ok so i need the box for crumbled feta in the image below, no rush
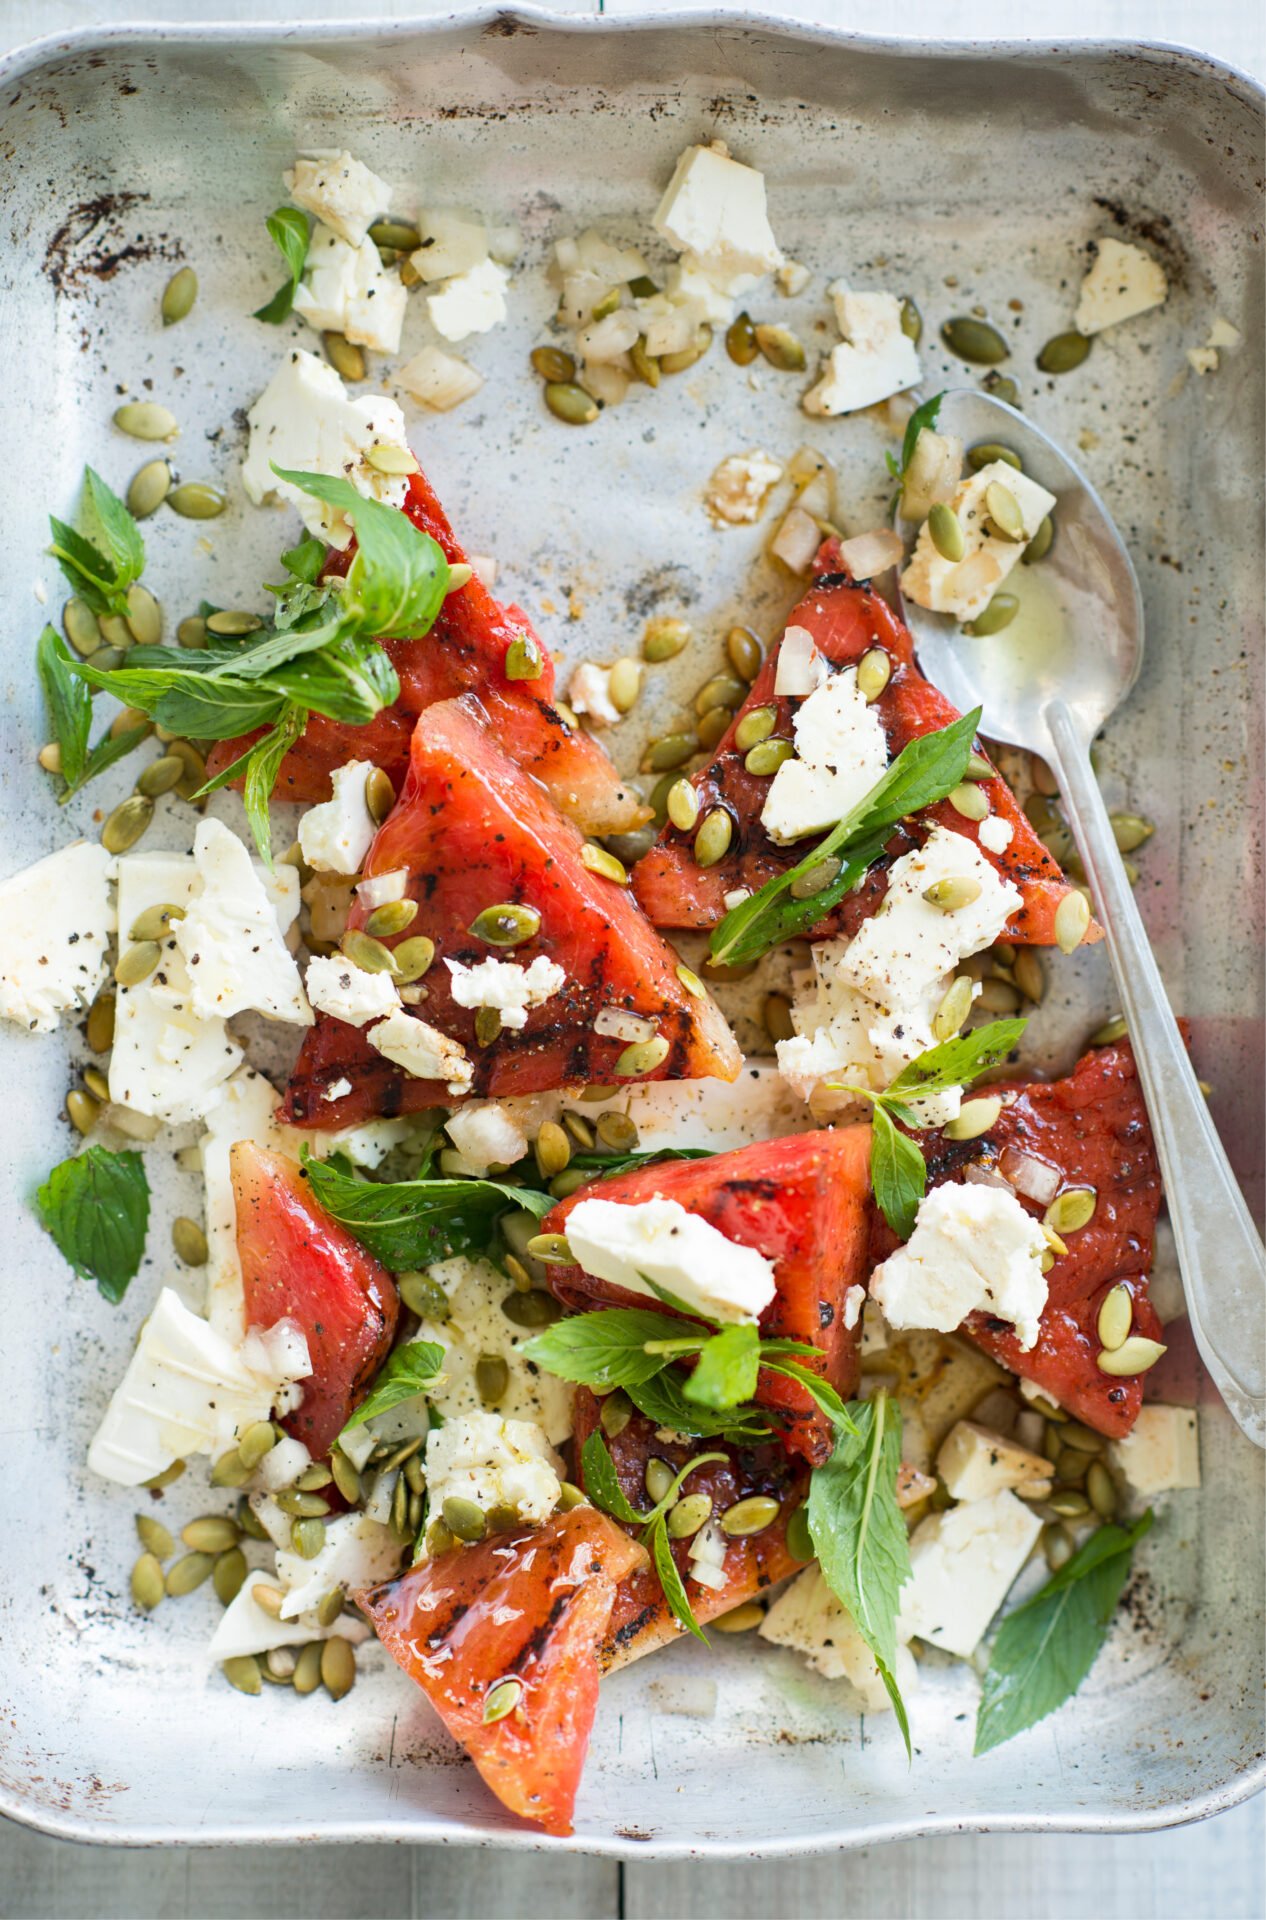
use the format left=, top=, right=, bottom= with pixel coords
left=241, top=350, right=410, bottom=549
left=804, top=287, right=921, bottom=417
left=293, top=227, right=407, bottom=355
left=298, top=760, right=379, bottom=875
left=368, top=1008, right=473, bottom=1093
left=444, top=1102, right=531, bottom=1175
left=174, top=820, right=310, bottom=1026
left=705, top=449, right=784, bottom=526
left=567, top=662, right=621, bottom=728
left=201, top=1067, right=307, bottom=1337
left=723, top=887, right=752, bottom=911
left=901, top=461, right=1057, bottom=624
left=427, top=258, right=510, bottom=342
left=841, top=825, right=1023, bottom=1011
left=1208, top=316, right=1241, bottom=349
left=662, top=253, right=741, bottom=321
left=88, top=1288, right=310, bottom=1486
left=355, top=868, right=408, bottom=911
left=275, top=1511, right=404, bottom=1618
left=576, top=308, right=641, bottom=364
left=776, top=260, right=810, bottom=297
left=637, top=290, right=704, bottom=358
left=760, top=666, right=889, bottom=846
left=423, top=1410, right=563, bottom=1543
left=773, top=624, right=829, bottom=698
left=306, top=952, right=401, bottom=1027
left=653, top=142, right=783, bottom=290
left=409, top=208, right=489, bottom=284
left=564, top=1194, right=777, bottom=1325
left=936, top=1419, right=1052, bottom=1503
left=445, top=954, right=565, bottom=1032
left=1109, top=1405, right=1200, bottom=1494
left=283, top=150, right=392, bottom=248
left=317, top=1115, right=416, bottom=1169
left=871, top=1182, right=1049, bottom=1351
left=397, top=344, right=483, bottom=412
left=209, top=1571, right=372, bottom=1661
left=1074, top=237, right=1167, bottom=336
left=255, top=1434, right=311, bottom=1494
left=0, top=842, right=115, bottom=1033
left=843, top=1284, right=866, bottom=1331
left=415, top=1255, right=573, bottom=1444
left=898, top=1489, right=1041, bottom=1658
left=978, top=814, right=1014, bottom=855
left=686, top=1517, right=730, bottom=1591
left=760, top=1566, right=918, bottom=1709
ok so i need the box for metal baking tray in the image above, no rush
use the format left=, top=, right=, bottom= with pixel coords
left=0, top=6, right=1261, bottom=1858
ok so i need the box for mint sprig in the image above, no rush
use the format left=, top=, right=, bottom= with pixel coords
left=581, top=1431, right=726, bottom=1641
left=340, top=1340, right=445, bottom=1438
left=47, top=468, right=145, bottom=619
left=35, top=1146, right=150, bottom=1305
left=253, top=208, right=311, bottom=324
left=303, top=1153, right=551, bottom=1272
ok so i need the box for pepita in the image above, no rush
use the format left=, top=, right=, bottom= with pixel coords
left=789, top=857, right=841, bottom=901
left=127, top=459, right=173, bottom=519
left=161, top=266, right=198, bottom=326
left=1111, top=812, right=1154, bottom=853
left=899, top=297, right=923, bottom=345
left=785, top=1504, right=813, bottom=1561
left=642, top=733, right=697, bottom=774
left=170, top=1216, right=208, bottom=1267
left=365, top=898, right=419, bottom=939
left=580, top=843, right=629, bottom=885
left=981, top=369, right=1021, bottom=406
left=114, top=401, right=179, bottom=441
left=131, top=1552, right=166, bottom=1611
left=725, top=311, right=759, bottom=366
left=1054, top=888, right=1092, bottom=955
left=526, top=1233, right=573, bottom=1264
left=676, top=964, right=705, bottom=999
left=932, top=974, right=974, bottom=1041
left=693, top=809, right=733, bottom=870
left=501, top=1288, right=563, bottom=1329
left=596, top=1111, right=638, bottom=1153
left=136, top=1512, right=174, bottom=1559
left=660, top=326, right=712, bottom=375
left=65, top=1089, right=99, bottom=1135
left=966, top=594, right=1019, bottom=636
left=948, top=781, right=989, bottom=821
left=754, top=323, right=806, bottom=371
left=103, top=793, right=155, bottom=856
left=264, top=1646, right=297, bottom=1683
left=443, top=1496, right=488, bottom=1544
left=945, top=1096, right=1002, bottom=1141
left=330, top=1448, right=362, bottom=1506
left=177, top=615, right=208, bottom=649
left=114, top=939, right=161, bottom=988
left=316, top=1586, right=346, bottom=1629
left=615, top=1034, right=671, bottom=1077
left=726, top=626, right=764, bottom=681
left=927, top=502, right=966, bottom=562
left=745, top=737, right=794, bottom=777
left=292, top=1642, right=325, bottom=1695
left=62, top=597, right=102, bottom=656
left=170, top=739, right=207, bottom=800
left=206, top=609, right=263, bottom=637
left=392, top=936, right=435, bottom=982
left=531, top=346, right=577, bottom=383
left=967, top=754, right=994, bottom=781
left=984, top=480, right=1026, bottom=543
left=166, top=1550, right=215, bottom=1597
left=721, top=1495, right=781, bottom=1538
left=856, top=647, right=893, bottom=702
left=505, top=632, right=543, bottom=680
left=1055, top=1447, right=1093, bottom=1485
left=1061, top=1422, right=1106, bottom=1455
left=1044, top=1187, right=1097, bottom=1236
left=238, top=1420, right=277, bottom=1470
left=645, top=1458, right=676, bottom=1506
left=666, top=777, right=700, bottom=833
left=1042, top=1523, right=1074, bottom=1571
left=1086, top=1461, right=1117, bottom=1519
left=290, top=1517, right=328, bottom=1559
left=99, top=613, right=132, bottom=650
left=978, top=978, right=1022, bottom=1015
left=1047, top=1489, right=1091, bottom=1519
left=136, top=754, right=184, bottom=798
left=297, top=1463, right=333, bottom=1492
left=320, top=1637, right=357, bottom=1701
left=1096, top=1335, right=1166, bottom=1377
left=80, top=1066, right=108, bottom=1104
left=476, top=1353, right=510, bottom=1406
left=86, top=992, right=116, bottom=1053
left=1097, top=1283, right=1133, bottom=1353
left=534, top=1120, right=572, bottom=1178
left=398, top=1269, right=449, bottom=1319
left=468, top=903, right=541, bottom=948
left=1023, top=516, right=1055, bottom=564
left=734, top=705, right=777, bottom=751
left=142, top=1459, right=186, bottom=1490
left=323, top=331, right=366, bottom=382
left=369, top=219, right=422, bottom=252
left=1013, top=949, right=1045, bottom=1003
left=940, top=317, right=1008, bottom=365
left=1037, top=331, right=1091, bottom=375
left=473, top=1007, right=502, bottom=1049
left=275, top=1488, right=330, bottom=1518
left=630, top=337, right=660, bottom=387
left=560, top=1112, right=596, bottom=1151
left=600, top=1389, right=632, bottom=1438
left=923, top=876, right=982, bottom=912
left=337, top=929, right=398, bottom=977
left=643, top=617, right=691, bottom=663
left=213, top=1546, right=248, bottom=1606
left=210, top=1449, right=251, bottom=1489
left=168, top=481, right=227, bottom=519
left=364, top=767, right=396, bottom=823
left=697, top=705, right=731, bottom=751
left=763, top=992, right=795, bottom=1044
left=365, top=442, right=420, bottom=477
left=545, top=381, right=599, bottom=426
left=607, top=657, right=643, bottom=714
left=481, top=1676, right=523, bottom=1725
left=695, top=674, right=747, bottom=717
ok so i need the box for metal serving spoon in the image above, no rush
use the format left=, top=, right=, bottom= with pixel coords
left=896, top=388, right=1265, bottom=1450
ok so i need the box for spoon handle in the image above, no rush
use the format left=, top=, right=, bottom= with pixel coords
left=1045, top=700, right=1265, bottom=1449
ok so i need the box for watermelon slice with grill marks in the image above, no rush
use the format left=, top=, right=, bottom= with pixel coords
left=631, top=541, right=1096, bottom=949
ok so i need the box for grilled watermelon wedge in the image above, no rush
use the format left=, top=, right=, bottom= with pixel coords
left=632, top=541, right=1096, bottom=949
left=281, top=696, right=740, bottom=1128
left=359, top=1505, right=644, bottom=1835
left=543, top=1126, right=873, bottom=1467
left=207, top=469, right=646, bottom=836
left=871, top=1037, right=1164, bottom=1437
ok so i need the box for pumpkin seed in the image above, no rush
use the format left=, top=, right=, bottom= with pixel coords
left=927, top=502, right=965, bottom=562
left=475, top=1353, right=510, bottom=1407
left=135, top=756, right=185, bottom=804
left=545, top=381, right=599, bottom=425
left=535, top=1120, right=572, bottom=1178
left=501, top=1288, right=563, bottom=1329
left=443, top=1496, right=488, bottom=1544
left=695, top=674, right=746, bottom=717
left=789, top=856, right=842, bottom=901
left=615, top=1034, right=671, bottom=1077
left=127, top=458, right=173, bottom=519
left=726, top=626, right=764, bottom=681
left=941, top=317, right=1008, bottom=365
left=899, top=297, right=923, bottom=344
left=166, top=1551, right=214, bottom=1597
left=630, top=336, right=660, bottom=387
left=205, top=609, right=262, bottom=638
left=643, top=617, right=691, bottom=663
left=966, top=593, right=1019, bottom=636
left=474, top=1008, right=502, bottom=1051
left=115, top=401, right=178, bottom=441
left=1045, top=1187, right=1097, bottom=1235
left=160, top=265, right=198, bottom=325
left=763, top=992, right=795, bottom=1044
left=694, top=809, right=733, bottom=869
left=1111, top=812, right=1154, bottom=853
left=86, top=993, right=117, bottom=1054
left=696, top=705, right=731, bottom=751
left=328, top=1447, right=362, bottom=1507
left=596, top=1111, right=639, bottom=1153
left=297, top=1463, right=333, bottom=1492
left=338, top=929, right=399, bottom=976
left=212, top=1546, right=247, bottom=1607
left=923, top=876, right=982, bottom=912
left=321, top=330, right=366, bottom=382
left=275, top=1488, right=331, bottom=1518
left=606, top=656, right=642, bottom=714
left=389, top=1469, right=410, bottom=1538
left=237, top=1420, right=277, bottom=1471
left=290, top=1517, right=327, bottom=1559
left=644, top=1457, right=675, bottom=1506
left=526, top=1232, right=572, bottom=1264
left=580, top=843, right=629, bottom=885
left=38, top=740, right=63, bottom=773
left=1048, top=1489, right=1091, bottom=1519
left=855, top=647, right=893, bottom=703
left=642, top=733, right=697, bottom=774
left=1098, top=1334, right=1168, bottom=1379
left=292, top=1642, right=325, bottom=1695
left=130, top=1551, right=165, bottom=1610
left=531, top=345, right=576, bottom=383
left=176, top=614, right=207, bottom=650
left=785, top=1503, right=813, bottom=1561
left=210, top=1449, right=251, bottom=1489
left=948, top=781, right=989, bottom=821
left=721, top=1495, right=781, bottom=1538
left=1097, top=1283, right=1133, bottom=1352
left=1042, top=1524, right=1074, bottom=1572
left=600, top=1389, right=633, bottom=1438
left=645, top=772, right=679, bottom=825
left=966, top=443, right=1021, bottom=475
left=167, top=1216, right=208, bottom=1267
left=1056, top=1447, right=1094, bottom=1486
left=745, top=737, right=794, bottom=777
left=114, top=940, right=161, bottom=988
left=1086, top=1461, right=1117, bottom=1519
left=99, top=613, right=132, bottom=650
left=62, top=597, right=102, bottom=656
left=1061, top=1422, right=1105, bottom=1456
left=90, top=644, right=123, bottom=670
left=734, top=705, right=777, bottom=751
left=1023, top=515, right=1055, bottom=564
left=468, top=903, right=541, bottom=948
left=365, top=442, right=419, bottom=477
left=65, top=1088, right=99, bottom=1135
left=82, top=1066, right=110, bottom=1103
left=365, top=898, right=418, bottom=939
left=262, top=1647, right=297, bottom=1685
left=504, top=1250, right=535, bottom=1290
left=397, top=1269, right=449, bottom=1319
left=169, top=739, right=207, bottom=799
left=216, top=1654, right=261, bottom=1698
left=560, top=1112, right=595, bottom=1150
left=666, top=777, right=700, bottom=832
left=981, top=369, right=1020, bottom=405
left=314, top=1587, right=346, bottom=1630
left=676, top=965, right=705, bottom=999
left=932, top=975, right=973, bottom=1042
left=978, top=978, right=1022, bottom=1015
left=967, top=753, right=995, bottom=781
left=103, top=793, right=155, bottom=856
left=1037, top=330, right=1091, bottom=375
left=320, top=1636, right=356, bottom=1700
left=363, top=767, right=395, bottom=824
left=368, top=219, right=422, bottom=252
left=1013, top=949, right=1045, bottom=1003
left=135, top=1513, right=174, bottom=1559
left=142, top=1459, right=186, bottom=1490
left=754, top=323, right=806, bottom=371
left=661, top=326, right=712, bottom=374
left=392, top=936, right=435, bottom=983
left=984, top=481, right=1026, bottom=542
left=1054, top=888, right=1092, bottom=954
left=945, top=1096, right=1002, bottom=1141
left=168, top=481, right=227, bottom=519
left=477, top=1676, right=523, bottom=1725
left=726, top=311, right=759, bottom=365
left=505, top=632, right=543, bottom=680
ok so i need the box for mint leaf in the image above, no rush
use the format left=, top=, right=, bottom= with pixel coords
left=649, top=1511, right=708, bottom=1642
left=682, top=1323, right=761, bottom=1410
left=809, top=1393, right=912, bottom=1756
left=522, top=1307, right=698, bottom=1392
left=580, top=1432, right=713, bottom=1637
left=885, top=1018, right=1028, bottom=1104
left=580, top=1430, right=649, bottom=1527
left=975, top=1512, right=1154, bottom=1754
left=47, top=471, right=144, bottom=619
left=302, top=1155, right=551, bottom=1271
left=870, top=1103, right=926, bottom=1240
left=36, top=625, right=92, bottom=791
left=76, top=721, right=151, bottom=798
left=280, top=535, right=327, bottom=585
left=83, top=467, right=144, bottom=592
left=241, top=705, right=305, bottom=867
left=254, top=207, right=310, bottom=323
left=897, top=391, right=945, bottom=484
left=70, top=658, right=285, bottom=740
left=272, top=467, right=450, bottom=639
left=340, top=1340, right=445, bottom=1437
left=569, top=1146, right=715, bottom=1180
left=35, top=1146, right=150, bottom=1304
left=624, top=1367, right=774, bottom=1443
left=760, top=1357, right=858, bottom=1435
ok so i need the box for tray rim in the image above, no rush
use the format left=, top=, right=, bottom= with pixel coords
left=0, top=2, right=1261, bottom=1857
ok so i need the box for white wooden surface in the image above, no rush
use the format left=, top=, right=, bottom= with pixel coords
left=1, top=1, right=1262, bottom=1914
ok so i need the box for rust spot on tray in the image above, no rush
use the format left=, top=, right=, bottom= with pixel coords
left=44, top=192, right=180, bottom=296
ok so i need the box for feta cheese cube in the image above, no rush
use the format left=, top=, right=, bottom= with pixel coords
left=1207, top=316, right=1241, bottom=350
left=444, top=1102, right=530, bottom=1175
left=871, top=1182, right=1049, bottom=1351
left=978, top=814, right=1014, bottom=855
left=316, top=1115, right=417, bottom=1169
left=901, top=462, right=1057, bottom=624
left=284, top=150, right=393, bottom=248
left=174, top=819, right=310, bottom=1026
left=759, top=1566, right=918, bottom=1709
left=306, top=953, right=400, bottom=1027
left=1074, top=237, right=1167, bottom=336
left=636, top=291, right=702, bottom=359
left=773, top=624, right=829, bottom=698
left=0, top=842, right=115, bottom=1033
left=704, top=449, right=784, bottom=526
left=760, top=666, right=889, bottom=846
left=936, top=1419, right=1052, bottom=1502
left=567, top=662, right=621, bottom=728
left=564, top=1194, right=777, bottom=1325
left=209, top=1569, right=371, bottom=1660
left=1109, top=1405, right=1200, bottom=1494
left=444, top=955, right=564, bottom=1032
left=776, top=260, right=810, bottom=297
left=427, top=258, right=510, bottom=343
left=409, top=208, right=489, bottom=284
left=275, top=1511, right=404, bottom=1618
left=88, top=1288, right=310, bottom=1486
left=653, top=142, right=783, bottom=288
left=898, top=1489, right=1041, bottom=1658
left=241, top=350, right=411, bottom=548
left=397, top=345, right=484, bottom=412
left=1186, top=346, right=1219, bottom=376
left=803, top=287, right=921, bottom=417
left=416, top=1255, right=573, bottom=1444
left=573, top=227, right=650, bottom=284
left=298, top=760, right=378, bottom=875
left=355, top=868, right=408, bottom=911
left=368, top=1007, right=473, bottom=1094
left=293, top=227, right=407, bottom=355
left=423, top=1410, right=563, bottom=1544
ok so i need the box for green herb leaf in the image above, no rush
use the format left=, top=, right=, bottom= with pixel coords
left=897, top=392, right=945, bottom=484
left=568, top=1146, right=715, bottom=1180
left=710, top=708, right=982, bottom=967
left=302, top=1155, right=552, bottom=1271
left=280, top=535, right=328, bottom=585
left=47, top=471, right=144, bottom=618
left=47, top=517, right=116, bottom=615
left=974, top=1511, right=1154, bottom=1755
left=75, top=721, right=152, bottom=799
left=580, top=1430, right=649, bottom=1526
left=36, top=625, right=92, bottom=792
left=649, top=1510, right=708, bottom=1641
left=340, top=1340, right=445, bottom=1437
left=760, top=1358, right=858, bottom=1435
left=870, top=1103, right=926, bottom=1240
left=522, top=1308, right=699, bottom=1392
left=70, top=657, right=285, bottom=740
left=624, top=1367, right=774, bottom=1443
left=272, top=468, right=451, bottom=639
left=253, top=207, right=310, bottom=323
left=682, top=1323, right=761, bottom=1409
left=35, top=1146, right=150, bottom=1305
left=241, top=705, right=306, bottom=867
left=808, top=1393, right=913, bottom=1756
left=885, top=1018, right=1028, bottom=1104
left=83, top=467, right=144, bottom=592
